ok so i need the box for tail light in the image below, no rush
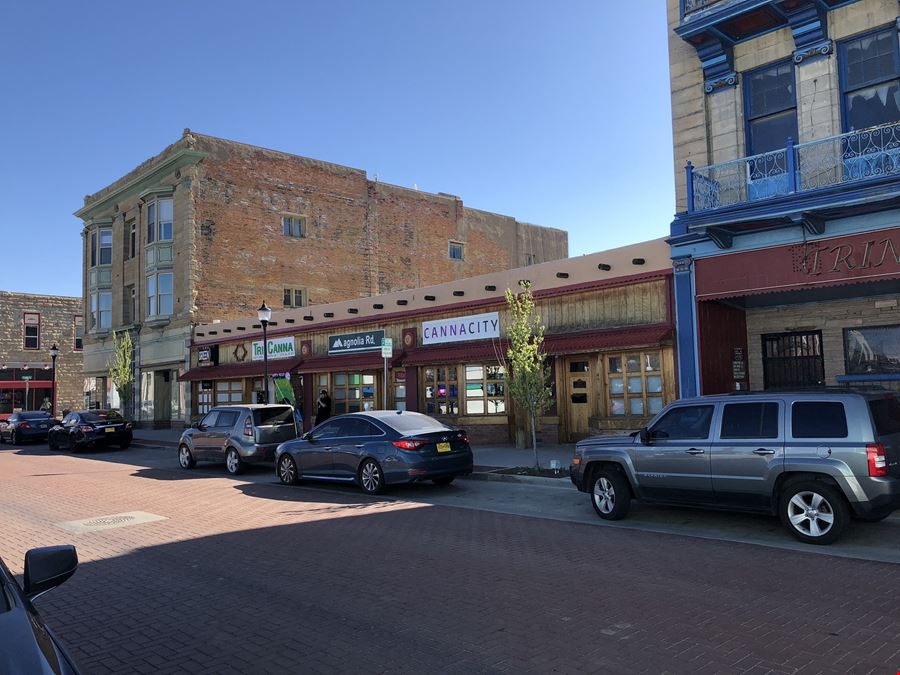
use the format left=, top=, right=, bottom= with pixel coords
left=80, top=425, right=93, bottom=433
left=18, top=422, right=31, bottom=430
left=459, top=431, right=469, bottom=445
left=393, top=439, right=427, bottom=451
left=125, top=423, right=133, bottom=430
left=243, top=417, right=253, bottom=437
left=867, top=443, right=888, bottom=477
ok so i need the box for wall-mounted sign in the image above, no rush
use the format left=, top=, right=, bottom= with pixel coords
left=251, top=336, right=296, bottom=361
left=422, top=312, right=500, bottom=345
left=328, top=330, right=384, bottom=354
left=198, top=345, right=219, bottom=367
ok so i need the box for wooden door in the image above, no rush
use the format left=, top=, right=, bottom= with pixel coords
left=565, top=357, right=592, bottom=442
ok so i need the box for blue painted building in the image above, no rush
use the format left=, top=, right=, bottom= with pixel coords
left=667, top=0, right=900, bottom=396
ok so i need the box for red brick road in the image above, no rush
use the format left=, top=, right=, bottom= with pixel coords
left=3, top=445, right=900, bottom=674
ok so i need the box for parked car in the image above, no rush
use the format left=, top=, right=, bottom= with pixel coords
left=275, top=410, right=473, bottom=494
left=0, top=544, right=81, bottom=674
left=571, top=389, right=900, bottom=545
left=0, top=411, right=60, bottom=445
left=48, top=410, right=133, bottom=452
left=178, top=404, right=299, bottom=475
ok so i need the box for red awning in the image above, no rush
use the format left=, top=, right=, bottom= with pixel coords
left=402, top=341, right=509, bottom=366
left=293, top=352, right=399, bottom=374
left=542, top=324, right=673, bottom=355
left=180, top=357, right=304, bottom=381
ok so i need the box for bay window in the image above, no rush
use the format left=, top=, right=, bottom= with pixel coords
left=147, top=272, right=173, bottom=318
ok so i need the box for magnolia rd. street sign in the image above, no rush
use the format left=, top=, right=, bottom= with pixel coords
left=20, top=375, right=33, bottom=381
left=328, top=330, right=385, bottom=355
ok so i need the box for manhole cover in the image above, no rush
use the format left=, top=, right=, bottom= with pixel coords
left=83, top=515, right=136, bottom=528
left=57, top=511, right=167, bottom=533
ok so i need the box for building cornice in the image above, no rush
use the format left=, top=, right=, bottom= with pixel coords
left=74, top=149, right=208, bottom=220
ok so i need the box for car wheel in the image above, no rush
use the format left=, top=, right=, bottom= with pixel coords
left=358, top=458, right=385, bottom=495
left=780, top=480, right=848, bottom=545
left=590, top=467, right=631, bottom=520
left=225, top=447, right=243, bottom=475
left=48, top=435, right=58, bottom=451
left=178, top=445, right=196, bottom=469
left=432, top=476, right=455, bottom=486
left=10, top=431, right=18, bottom=446
left=278, top=455, right=299, bottom=485
left=119, top=440, right=131, bottom=450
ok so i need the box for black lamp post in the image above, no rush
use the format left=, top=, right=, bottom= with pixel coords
left=49, top=343, right=59, bottom=417
left=257, top=302, right=272, bottom=404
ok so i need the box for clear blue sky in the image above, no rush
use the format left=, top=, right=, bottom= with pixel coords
left=0, top=0, right=674, bottom=297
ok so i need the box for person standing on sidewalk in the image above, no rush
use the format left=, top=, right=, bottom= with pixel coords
left=314, top=389, right=331, bottom=426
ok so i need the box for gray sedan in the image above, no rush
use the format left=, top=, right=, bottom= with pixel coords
left=275, top=410, right=473, bottom=494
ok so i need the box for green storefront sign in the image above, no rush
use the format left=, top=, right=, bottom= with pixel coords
left=328, top=330, right=385, bottom=354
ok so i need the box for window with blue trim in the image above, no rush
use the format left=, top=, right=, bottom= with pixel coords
left=745, top=60, right=797, bottom=155
left=839, top=26, right=900, bottom=132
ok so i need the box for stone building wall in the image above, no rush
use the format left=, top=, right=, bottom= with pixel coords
left=0, top=291, right=83, bottom=413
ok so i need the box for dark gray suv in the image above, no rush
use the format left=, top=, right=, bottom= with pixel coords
left=570, top=390, right=900, bottom=544
left=178, top=404, right=299, bottom=475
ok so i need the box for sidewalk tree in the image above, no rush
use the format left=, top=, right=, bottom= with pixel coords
left=107, top=330, right=134, bottom=412
left=503, top=280, right=552, bottom=469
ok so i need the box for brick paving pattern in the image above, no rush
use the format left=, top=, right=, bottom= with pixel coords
left=2, top=445, right=900, bottom=674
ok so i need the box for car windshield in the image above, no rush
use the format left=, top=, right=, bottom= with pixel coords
left=82, top=411, right=124, bottom=423
left=20, top=411, right=52, bottom=419
left=384, top=413, right=449, bottom=433
left=869, top=396, right=900, bottom=436
left=253, top=407, right=294, bottom=426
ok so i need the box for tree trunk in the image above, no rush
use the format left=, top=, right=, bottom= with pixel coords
left=531, top=410, right=540, bottom=470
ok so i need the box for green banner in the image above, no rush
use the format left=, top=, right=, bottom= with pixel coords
left=273, top=377, right=296, bottom=407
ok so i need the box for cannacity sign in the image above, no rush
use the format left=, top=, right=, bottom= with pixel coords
left=422, top=311, right=500, bottom=345
left=328, top=330, right=385, bottom=354
left=251, top=336, right=296, bottom=361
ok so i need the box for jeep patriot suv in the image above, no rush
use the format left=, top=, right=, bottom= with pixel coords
left=570, top=390, right=900, bottom=544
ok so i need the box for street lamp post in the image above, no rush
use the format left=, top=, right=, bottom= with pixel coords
left=257, top=302, right=272, bottom=404
left=49, top=343, right=59, bottom=417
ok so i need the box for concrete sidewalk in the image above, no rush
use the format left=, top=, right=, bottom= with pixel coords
left=131, top=427, right=576, bottom=470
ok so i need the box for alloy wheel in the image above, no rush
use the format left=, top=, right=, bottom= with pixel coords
left=279, top=456, right=297, bottom=484
left=787, top=490, right=835, bottom=538
left=226, top=450, right=240, bottom=474
left=179, top=447, right=192, bottom=468
left=361, top=461, right=381, bottom=493
left=593, top=476, right=616, bottom=515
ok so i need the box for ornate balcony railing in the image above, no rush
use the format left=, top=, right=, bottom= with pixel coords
left=682, top=0, right=728, bottom=16
left=686, top=121, right=900, bottom=213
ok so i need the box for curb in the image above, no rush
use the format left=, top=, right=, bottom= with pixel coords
left=463, top=471, right=574, bottom=489
left=132, top=439, right=179, bottom=449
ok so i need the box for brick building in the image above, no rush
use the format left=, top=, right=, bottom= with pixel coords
left=74, top=130, right=568, bottom=426
left=0, top=291, right=83, bottom=419
left=183, top=238, right=675, bottom=445
left=667, top=0, right=900, bottom=395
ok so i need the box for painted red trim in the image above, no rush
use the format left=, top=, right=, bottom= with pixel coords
left=0, top=381, right=54, bottom=388
left=195, top=269, right=673, bottom=348
left=180, top=357, right=304, bottom=382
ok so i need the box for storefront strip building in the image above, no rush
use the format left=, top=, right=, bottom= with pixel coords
left=184, top=239, right=676, bottom=443
left=667, top=0, right=900, bottom=395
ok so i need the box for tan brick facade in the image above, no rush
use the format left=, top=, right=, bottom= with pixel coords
left=75, top=131, right=568, bottom=425
left=0, top=291, right=83, bottom=416
left=746, top=294, right=900, bottom=390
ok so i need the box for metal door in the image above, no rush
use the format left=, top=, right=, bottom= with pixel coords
left=762, top=331, right=824, bottom=389
left=633, top=403, right=716, bottom=502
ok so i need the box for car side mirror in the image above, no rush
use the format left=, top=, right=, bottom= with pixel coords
left=190, top=421, right=200, bottom=429
left=639, top=427, right=651, bottom=445
left=301, top=431, right=313, bottom=442
left=24, top=545, right=78, bottom=600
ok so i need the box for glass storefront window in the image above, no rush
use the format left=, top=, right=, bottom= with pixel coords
left=424, top=366, right=459, bottom=415
left=464, top=363, right=506, bottom=415
left=331, top=372, right=376, bottom=414
left=607, top=351, right=663, bottom=417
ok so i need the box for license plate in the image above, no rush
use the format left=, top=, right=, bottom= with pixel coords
left=437, top=442, right=451, bottom=453
left=40, top=424, right=47, bottom=429
left=105, top=427, right=115, bottom=433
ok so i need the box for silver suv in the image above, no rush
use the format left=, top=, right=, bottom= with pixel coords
left=178, top=404, right=299, bottom=475
left=570, top=389, right=900, bottom=544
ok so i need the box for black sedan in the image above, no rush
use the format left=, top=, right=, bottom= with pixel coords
left=275, top=410, right=473, bottom=494
left=0, top=411, right=60, bottom=445
left=0, top=545, right=81, bottom=674
left=48, top=410, right=133, bottom=452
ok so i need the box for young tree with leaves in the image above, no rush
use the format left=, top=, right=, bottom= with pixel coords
left=107, top=330, right=134, bottom=412
left=504, top=280, right=552, bottom=469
